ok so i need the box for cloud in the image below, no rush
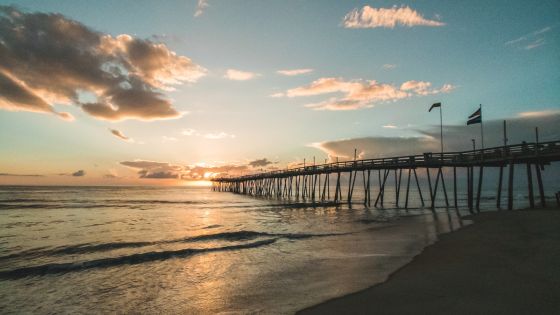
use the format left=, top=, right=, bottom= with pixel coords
left=182, top=128, right=197, bottom=136
left=505, top=26, right=552, bottom=50
left=343, top=5, right=445, bottom=29
left=72, top=170, right=85, bottom=177
left=0, top=70, right=75, bottom=120
left=382, top=64, right=397, bottom=70
left=224, top=69, right=259, bottom=81
left=204, top=132, right=235, bottom=139
left=0, top=173, right=44, bottom=177
left=277, top=68, right=314, bottom=76
left=269, top=92, right=285, bottom=98
left=281, top=77, right=455, bottom=111
left=311, top=137, right=438, bottom=160
left=416, top=111, right=560, bottom=151
left=383, top=124, right=398, bottom=129
left=517, top=109, right=560, bottom=118
left=248, top=158, right=275, bottom=168
left=180, top=128, right=235, bottom=140
left=109, top=128, right=132, bottom=142
left=525, top=38, right=545, bottom=50
left=194, top=0, right=209, bottom=17
left=311, top=111, right=560, bottom=159
left=120, top=159, right=249, bottom=180
left=400, top=80, right=455, bottom=96
left=0, top=6, right=206, bottom=121
left=121, top=160, right=184, bottom=179
left=103, top=168, right=120, bottom=178
left=162, top=136, right=178, bottom=142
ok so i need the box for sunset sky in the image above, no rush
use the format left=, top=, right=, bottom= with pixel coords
left=1, top=0, right=559, bottom=185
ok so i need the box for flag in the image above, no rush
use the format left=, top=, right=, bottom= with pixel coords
left=467, top=107, right=482, bottom=125
left=468, top=108, right=481, bottom=119
left=429, top=102, right=441, bottom=112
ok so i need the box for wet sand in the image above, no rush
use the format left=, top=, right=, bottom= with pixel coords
left=298, top=209, right=560, bottom=315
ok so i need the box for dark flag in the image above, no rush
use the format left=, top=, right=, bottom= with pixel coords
left=428, top=102, right=441, bottom=112
left=467, top=107, right=482, bottom=125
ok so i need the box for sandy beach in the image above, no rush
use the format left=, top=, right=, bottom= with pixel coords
left=299, top=208, right=560, bottom=315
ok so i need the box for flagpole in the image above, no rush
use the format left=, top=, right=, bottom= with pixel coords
left=480, top=104, right=484, bottom=150
left=440, top=105, right=443, bottom=155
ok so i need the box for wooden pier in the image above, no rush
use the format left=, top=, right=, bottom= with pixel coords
left=211, top=140, right=560, bottom=212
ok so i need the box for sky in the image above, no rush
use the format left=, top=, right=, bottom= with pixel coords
left=0, top=0, right=559, bottom=185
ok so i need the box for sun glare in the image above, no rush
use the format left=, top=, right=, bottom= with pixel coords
left=186, top=180, right=212, bottom=187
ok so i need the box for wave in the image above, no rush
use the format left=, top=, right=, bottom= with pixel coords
left=203, top=224, right=222, bottom=229
left=0, top=230, right=343, bottom=261
left=0, top=199, right=250, bottom=210
left=0, top=239, right=278, bottom=280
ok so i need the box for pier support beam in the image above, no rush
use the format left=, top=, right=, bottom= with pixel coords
left=526, top=163, right=534, bottom=209
left=426, top=168, right=433, bottom=208
left=476, top=166, right=484, bottom=212
left=535, top=164, right=546, bottom=207
left=405, top=168, right=411, bottom=208
left=508, top=162, right=514, bottom=210
left=395, top=169, right=402, bottom=207
left=497, top=166, right=503, bottom=209
left=375, top=169, right=389, bottom=207
left=453, top=167, right=458, bottom=209
left=413, top=169, right=424, bottom=207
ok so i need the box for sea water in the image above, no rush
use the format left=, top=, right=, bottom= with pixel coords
left=0, top=184, right=542, bottom=314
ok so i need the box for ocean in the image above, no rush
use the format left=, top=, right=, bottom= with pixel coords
left=0, top=184, right=545, bottom=314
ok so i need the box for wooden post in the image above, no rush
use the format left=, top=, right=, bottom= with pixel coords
left=508, top=163, right=514, bottom=210
left=431, top=168, right=441, bottom=209
left=375, top=169, right=389, bottom=207
left=453, top=167, right=458, bottom=209
left=440, top=168, right=450, bottom=207
left=413, top=169, right=425, bottom=207
left=476, top=166, right=484, bottom=212
left=367, top=170, right=371, bottom=206
left=396, top=169, right=402, bottom=207
left=405, top=168, right=411, bottom=208
left=362, top=170, right=368, bottom=205
left=426, top=168, right=433, bottom=207
left=347, top=171, right=353, bottom=201
left=535, top=164, right=546, bottom=207
left=327, top=172, right=330, bottom=200
left=497, top=166, right=503, bottom=209
left=348, top=170, right=358, bottom=203
left=469, top=167, right=474, bottom=213
left=334, top=172, right=341, bottom=202
left=321, top=173, right=327, bottom=201
left=312, top=174, right=317, bottom=201
left=526, top=163, right=534, bottom=209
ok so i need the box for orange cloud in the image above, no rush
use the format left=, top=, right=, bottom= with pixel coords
left=282, top=77, right=454, bottom=111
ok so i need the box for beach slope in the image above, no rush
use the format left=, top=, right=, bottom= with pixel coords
left=298, top=209, right=560, bottom=315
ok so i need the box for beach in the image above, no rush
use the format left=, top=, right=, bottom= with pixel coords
left=299, top=208, right=560, bottom=315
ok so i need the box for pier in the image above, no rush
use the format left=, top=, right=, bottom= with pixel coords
left=211, top=140, right=560, bottom=212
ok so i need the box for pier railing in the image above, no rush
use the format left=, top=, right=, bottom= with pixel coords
left=214, top=140, right=560, bottom=181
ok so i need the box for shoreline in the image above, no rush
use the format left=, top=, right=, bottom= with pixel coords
left=298, top=208, right=560, bottom=315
